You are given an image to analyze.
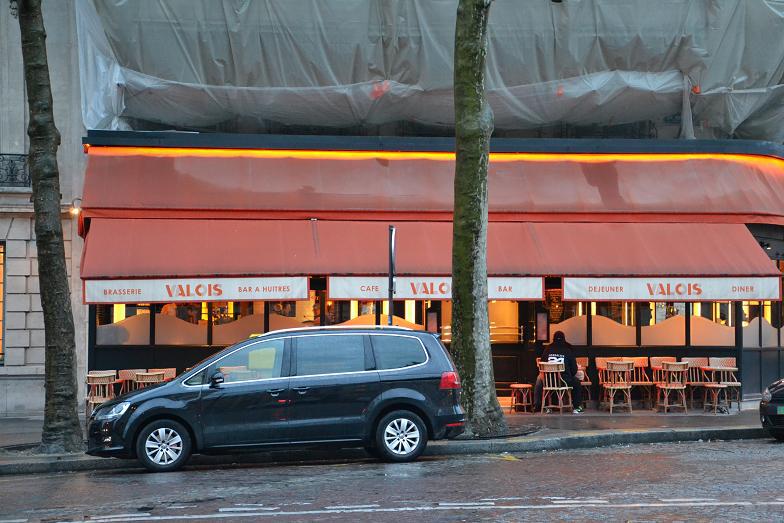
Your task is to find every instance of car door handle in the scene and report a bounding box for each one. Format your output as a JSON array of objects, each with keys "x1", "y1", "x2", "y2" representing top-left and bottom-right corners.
[
  {"x1": 293, "y1": 386, "x2": 310, "y2": 394},
  {"x1": 266, "y1": 388, "x2": 285, "y2": 397}
]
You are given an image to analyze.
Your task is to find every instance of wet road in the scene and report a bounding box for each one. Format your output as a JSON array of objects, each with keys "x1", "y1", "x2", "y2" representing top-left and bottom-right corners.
[{"x1": 1, "y1": 439, "x2": 782, "y2": 522}]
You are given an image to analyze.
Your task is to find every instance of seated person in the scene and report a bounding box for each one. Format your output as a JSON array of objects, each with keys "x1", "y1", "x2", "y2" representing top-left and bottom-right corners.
[{"x1": 533, "y1": 331, "x2": 583, "y2": 413}]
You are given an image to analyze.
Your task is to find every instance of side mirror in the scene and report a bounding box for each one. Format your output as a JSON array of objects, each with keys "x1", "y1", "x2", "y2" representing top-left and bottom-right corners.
[{"x1": 209, "y1": 372, "x2": 225, "y2": 388}]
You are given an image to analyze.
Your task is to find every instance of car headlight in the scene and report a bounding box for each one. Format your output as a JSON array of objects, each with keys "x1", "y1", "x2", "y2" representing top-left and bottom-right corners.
[
  {"x1": 762, "y1": 388, "x2": 772, "y2": 402},
  {"x1": 95, "y1": 401, "x2": 130, "y2": 420}
]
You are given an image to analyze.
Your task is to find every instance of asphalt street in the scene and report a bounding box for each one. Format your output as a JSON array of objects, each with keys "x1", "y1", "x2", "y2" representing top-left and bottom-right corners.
[{"x1": 1, "y1": 439, "x2": 782, "y2": 522}]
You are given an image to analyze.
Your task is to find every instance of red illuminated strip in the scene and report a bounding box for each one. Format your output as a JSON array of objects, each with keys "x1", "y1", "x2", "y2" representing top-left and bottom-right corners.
[{"x1": 84, "y1": 145, "x2": 784, "y2": 168}]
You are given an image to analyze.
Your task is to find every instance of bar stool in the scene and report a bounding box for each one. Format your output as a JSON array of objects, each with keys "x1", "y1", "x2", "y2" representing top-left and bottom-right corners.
[
  {"x1": 538, "y1": 361, "x2": 573, "y2": 414},
  {"x1": 655, "y1": 361, "x2": 688, "y2": 413},
  {"x1": 603, "y1": 360, "x2": 634, "y2": 414},
  {"x1": 509, "y1": 383, "x2": 533, "y2": 413},
  {"x1": 134, "y1": 371, "x2": 166, "y2": 389}
]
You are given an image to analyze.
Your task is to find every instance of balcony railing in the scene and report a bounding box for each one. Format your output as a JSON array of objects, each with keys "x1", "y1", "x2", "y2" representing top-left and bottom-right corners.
[{"x1": 0, "y1": 154, "x2": 31, "y2": 188}]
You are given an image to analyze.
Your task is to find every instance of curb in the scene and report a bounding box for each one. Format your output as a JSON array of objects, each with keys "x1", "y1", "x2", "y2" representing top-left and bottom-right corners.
[
  {"x1": 425, "y1": 426, "x2": 766, "y2": 455},
  {"x1": 0, "y1": 426, "x2": 766, "y2": 475}
]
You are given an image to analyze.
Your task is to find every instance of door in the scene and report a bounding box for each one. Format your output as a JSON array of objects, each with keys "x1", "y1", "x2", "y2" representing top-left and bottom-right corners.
[
  {"x1": 200, "y1": 337, "x2": 291, "y2": 448},
  {"x1": 288, "y1": 333, "x2": 380, "y2": 442}
]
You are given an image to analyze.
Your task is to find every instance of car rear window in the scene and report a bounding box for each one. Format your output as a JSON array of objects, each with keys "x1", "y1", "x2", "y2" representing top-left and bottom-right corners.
[
  {"x1": 296, "y1": 334, "x2": 365, "y2": 375},
  {"x1": 371, "y1": 335, "x2": 427, "y2": 370}
]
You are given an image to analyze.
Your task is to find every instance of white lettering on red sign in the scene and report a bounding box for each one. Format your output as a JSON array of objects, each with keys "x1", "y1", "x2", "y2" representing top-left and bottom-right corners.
[
  {"x1": 564, "y1": 277, "x2": 781, "y2": 301},
  {"x1": 85, "y1": 277, "x2": 309, "y2": 304}
]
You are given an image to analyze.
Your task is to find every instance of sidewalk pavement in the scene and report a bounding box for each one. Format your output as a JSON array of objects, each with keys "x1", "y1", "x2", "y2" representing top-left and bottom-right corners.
[{"x1": 0, "y1": 406, "x2": 765, "y2": 475}]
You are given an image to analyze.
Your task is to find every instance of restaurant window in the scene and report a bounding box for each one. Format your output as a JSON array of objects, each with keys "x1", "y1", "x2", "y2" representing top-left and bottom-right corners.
[
  {"x1": 438, "y1": 300, "x2": 500, "y2": 343},
  {"x1": 546, "y1": 289, "x2": 585, "y2": 344},
  {"x1": 325, "y1": 300, "x2": 352, "y2": 325},
  {"x1": 489, "y1": 301, "x2": 519, "y2": 343},
  {"x1": 691, "y1": 302, "x2": 734, "y2": 346},
  {"x1": 772, "y1": 301, "x2": 784, "y2": 330},
  {"x1": 95, "y1": 303, "x2": 151, "y2": 345},
  {"x1": 211, "y1": 301, "x2": 264, "y2": 346},
  {"x1": 591, "y1": 301, "x2": 635, "y2": 346},
  {"x1": 743, "y1": 301, "x2": 778, "y2": 348},
  {"x1": 378, "y1": 300, "x2": 425, "y2": 329},
  {"x1": 269, "y1": 295, "x2": 316, "y2": 331},
  {"x1": 339, "y1": 300, "x2": 378, "y2": 326},
  {"x1": 775, "y1": 301, "x2": 784, "y2": 348},
  {"x1": 155, "y1": 302, "x2": 207, "y2": 345},
  {"x1": 641, "y1": 302, "x2": 685, "y2": 346}
]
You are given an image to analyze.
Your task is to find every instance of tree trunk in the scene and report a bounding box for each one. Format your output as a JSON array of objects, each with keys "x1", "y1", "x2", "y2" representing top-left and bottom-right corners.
[
  {"x1": 451, "y1": 0, "x2": 506, "y2": 437},
  {"x1": 17, "y1": 0, "x2": 83, "y2": 452}
]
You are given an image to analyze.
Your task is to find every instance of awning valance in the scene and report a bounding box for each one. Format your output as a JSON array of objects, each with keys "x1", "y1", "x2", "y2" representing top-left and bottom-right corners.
[
  {"x1": 82, "y1": 147, "x2": 784, "y2": 224},
  {"x1": 81, "y1": 218, "x2": 781, "y2": 302}
]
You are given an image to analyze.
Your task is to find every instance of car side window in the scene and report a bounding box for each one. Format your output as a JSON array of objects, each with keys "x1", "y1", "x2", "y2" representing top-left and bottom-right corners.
[
  {"x1": 184, "y1": 370, "x2": 206, "y2": 386},
  {"x1": 296, "y1": 334, "x2": 365, "y2": 376},
  {"x1": 371, "y1": 335, "x2": 427, "y2": 370},
  {"x1": 214, "y1": 338, "x2": 286, "y2": 383}
]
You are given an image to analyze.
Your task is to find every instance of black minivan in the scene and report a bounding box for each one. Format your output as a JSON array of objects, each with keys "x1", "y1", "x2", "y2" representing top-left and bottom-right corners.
[{"x1": 87, "y1": 326, "x2": 465, "y2": 472}]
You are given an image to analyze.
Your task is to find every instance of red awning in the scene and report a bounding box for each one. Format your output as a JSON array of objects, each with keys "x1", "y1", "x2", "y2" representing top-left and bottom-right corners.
[
  {"x1": 81, "y1": 219, "x2": 780, "y2": 279},
  {"x1": 81, "y1": 148, "x2": 784, "y2": 225}
]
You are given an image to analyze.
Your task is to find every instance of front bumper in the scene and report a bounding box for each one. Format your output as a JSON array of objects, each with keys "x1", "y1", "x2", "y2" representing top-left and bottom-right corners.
[
  {"x1": 759, "y1": 401, "x2": 784, "y2": 434},
  {"x1": 86, "y1": 417, "x2": 133, "y2": 458}
]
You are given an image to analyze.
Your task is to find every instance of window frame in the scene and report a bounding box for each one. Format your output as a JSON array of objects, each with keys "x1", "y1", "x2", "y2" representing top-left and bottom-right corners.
[{"x1": 368, "y1": 333, "x2": 429, "y2": 372}]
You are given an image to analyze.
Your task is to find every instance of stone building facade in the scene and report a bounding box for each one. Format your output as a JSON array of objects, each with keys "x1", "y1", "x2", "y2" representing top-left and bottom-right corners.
[{"x1": 0, "y1": 0, "x2": 87, "y2": 415}]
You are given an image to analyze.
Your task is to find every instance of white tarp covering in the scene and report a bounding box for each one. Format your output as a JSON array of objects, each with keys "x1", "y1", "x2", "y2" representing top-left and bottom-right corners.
[{"x1": 76, "y1": 0, "x2": 784, "y2": 141}]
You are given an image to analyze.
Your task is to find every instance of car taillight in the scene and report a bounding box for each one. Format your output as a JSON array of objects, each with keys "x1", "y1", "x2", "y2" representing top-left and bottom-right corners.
[{"x1": 440, "y1": 371, "x2": 461, "y2": 390}]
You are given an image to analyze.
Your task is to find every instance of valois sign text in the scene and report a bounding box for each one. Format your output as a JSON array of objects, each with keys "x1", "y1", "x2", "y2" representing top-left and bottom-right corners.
[
  {"x1": 328, "y1": 276, "x2": 544, "y2": 300},
  {"x1": 84, "y1": 277, "x2": 309, "y2": 303},
  {"x1": 563, "y1": 277, "x2": 781, "y2": 301}
]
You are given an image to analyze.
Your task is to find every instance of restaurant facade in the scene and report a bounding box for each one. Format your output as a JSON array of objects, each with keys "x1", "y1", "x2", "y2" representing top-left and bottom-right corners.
[{"x1": 80, "y1": 132, "x2": 784, "y2": 399}]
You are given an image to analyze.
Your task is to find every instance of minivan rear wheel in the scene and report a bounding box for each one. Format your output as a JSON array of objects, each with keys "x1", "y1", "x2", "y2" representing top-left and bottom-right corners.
[
  {"x1": 375, "y1": 410, "x2": 428, "y2": 462},
  {"x1": 135, "y1": 419, "x2": 192, "y2": 472}
]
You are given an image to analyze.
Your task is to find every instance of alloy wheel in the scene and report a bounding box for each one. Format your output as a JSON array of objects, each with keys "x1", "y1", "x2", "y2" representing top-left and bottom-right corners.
[
  {"x1": 383, "y1": 417, "x2": 421, "y2": 456},
  {"x1": 145, "y1": 427, "x2": 183, "y2": 465}
]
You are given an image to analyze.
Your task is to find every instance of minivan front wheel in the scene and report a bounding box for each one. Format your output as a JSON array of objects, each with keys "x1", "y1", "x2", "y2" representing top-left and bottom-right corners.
[
  {"x1": 375, "y1": 410, "x2": 428, "y2": 462},
  {"x1": 135, "y1": 420, "x2": 192, "y2": 472}
]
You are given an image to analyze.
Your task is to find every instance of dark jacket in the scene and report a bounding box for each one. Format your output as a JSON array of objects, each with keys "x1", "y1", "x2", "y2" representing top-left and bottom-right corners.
[{"x1": 541, "y1": 335, "x2": 578, "y2": 378}]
